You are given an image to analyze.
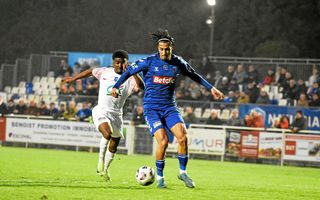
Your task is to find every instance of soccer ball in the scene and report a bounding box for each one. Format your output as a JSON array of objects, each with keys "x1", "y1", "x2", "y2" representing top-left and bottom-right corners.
[{"x1": 135, "y1": 166, "x2": 155, "y2": 186}]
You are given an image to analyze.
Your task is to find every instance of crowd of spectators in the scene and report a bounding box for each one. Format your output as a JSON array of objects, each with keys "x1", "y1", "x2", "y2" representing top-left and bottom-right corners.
[{"x1": 2, "y1": 59, "x2": 318, "y2": 133}]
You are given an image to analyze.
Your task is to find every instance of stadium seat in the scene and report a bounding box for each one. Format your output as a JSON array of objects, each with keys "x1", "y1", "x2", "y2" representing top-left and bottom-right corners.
[
  {"x1": 194, "y1": 107, "x2": 202, "y2": 118},
  {"x1": 32, "y1": 76, "x2": 40, "y2": 84},
  {"x1": 48, "y1": 77, "x2": 55, "y2": 83},
  {"x1": 18, "y1": 81, "x2": 26, "y2": 88},
  {"x1": 18, "y1": 87, "x2": 26, "y2": 94},
  {"x1": 4, "y1": 86, "x2": 11, "y2": 94},
  {"x1": 278, "y1": 99, "x2": 287, "y2": 106},
  {"x1": 201, "y1": 108, "x2": 211, "y2": 119},
  {"x1": 40, "y1": 77, "x2": 48, "y2": 84},
  {"x1": 11, "y1": 87, "x2": 19, "y2": 94},
  {"x1": 219, "y1": 109, "x2": 230, "y2": 120}
]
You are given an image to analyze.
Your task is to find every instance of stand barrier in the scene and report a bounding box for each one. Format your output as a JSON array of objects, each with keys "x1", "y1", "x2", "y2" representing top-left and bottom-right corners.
[{"x1": 1, "y1": 116, "x2": 319, "y2": 166}]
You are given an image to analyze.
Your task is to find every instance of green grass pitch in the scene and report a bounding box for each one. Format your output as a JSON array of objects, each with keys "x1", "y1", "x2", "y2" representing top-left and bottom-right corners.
[{"x1": 0, "y1": 146, "x2": 319, "y2": 200}]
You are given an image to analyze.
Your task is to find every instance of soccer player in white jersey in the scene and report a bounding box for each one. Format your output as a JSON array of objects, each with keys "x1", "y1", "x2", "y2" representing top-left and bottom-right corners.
[{"x1": 63, "y1": 50, "x2": 144, "y2": 181}]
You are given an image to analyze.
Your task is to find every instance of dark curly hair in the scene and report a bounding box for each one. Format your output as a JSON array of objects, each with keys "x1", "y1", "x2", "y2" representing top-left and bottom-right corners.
[
  {"x1": 112, "y1": 49, "x2": 129, "y2": 60},
  {"x1": 151, "y1": 28, "x2": 174, "y2": 45}
]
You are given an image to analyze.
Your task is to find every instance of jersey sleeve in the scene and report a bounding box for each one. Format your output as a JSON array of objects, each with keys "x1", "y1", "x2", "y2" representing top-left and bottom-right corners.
[
  {"x1": 114, "y1": 58, "x2": 149, "y2": 89},
  {"x1": 127, "y1": 58, "x2": 149, "y2": 75},
  {"x1": 179, "y1": 57, "x2": 214, "y2": 90},
  {"x1": 92, "y1": 67, "x2": 108, "y2": 80},
  {"x1": 127, "y1": 77, "x2": 138, "y2": 96}
]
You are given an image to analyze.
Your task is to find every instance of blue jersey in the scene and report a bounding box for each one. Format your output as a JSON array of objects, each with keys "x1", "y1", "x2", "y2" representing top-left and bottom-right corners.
[{"x1": 113, "y1": 53, "x2": 213, "y2": 106}]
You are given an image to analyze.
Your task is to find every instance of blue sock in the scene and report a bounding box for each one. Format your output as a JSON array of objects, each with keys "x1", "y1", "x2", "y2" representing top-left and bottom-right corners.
[
  {"x1": 178, "y1": 154, "x2": 188, "y2": 171},
  {"x1": 156, "y1": 160, "x2": 165, "y2": 177}
]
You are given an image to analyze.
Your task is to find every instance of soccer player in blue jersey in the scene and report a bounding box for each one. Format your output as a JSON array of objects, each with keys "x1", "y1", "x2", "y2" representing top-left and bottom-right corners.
[{"x1": 111, "y1": 29, "x2": 224, "y2": 188}]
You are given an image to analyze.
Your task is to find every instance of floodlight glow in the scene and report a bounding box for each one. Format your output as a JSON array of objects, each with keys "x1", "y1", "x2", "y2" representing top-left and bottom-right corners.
[
  {"x1": 206, "y1": 18, "x2": 213, "y2": 25},
  {"x1": 207, "y1": 0, "x2": 216, "y2": 6}
]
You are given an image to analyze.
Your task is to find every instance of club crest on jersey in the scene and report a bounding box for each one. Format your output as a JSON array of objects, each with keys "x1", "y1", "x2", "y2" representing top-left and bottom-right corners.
[
  {"x1": 153, "y1": 76, "x2": 175, "y2": 84},
  {"x1": 163, "y1": 65, "x2": 168, "y2": 70},
  {"x1": 114, "y1": 77, "x2": 119, "y2": 81},
  {"x1": 131, "y1": 63, "x2": 138, "y2": 69},
  {"x1": 172, "y1": 66, "x2": 177, "y2": 73}
]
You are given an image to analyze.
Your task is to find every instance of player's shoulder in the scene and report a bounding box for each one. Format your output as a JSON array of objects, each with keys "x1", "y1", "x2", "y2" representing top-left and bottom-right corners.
[{"x1": 172, "y1": 54, "x2": 188, "y2": 66}]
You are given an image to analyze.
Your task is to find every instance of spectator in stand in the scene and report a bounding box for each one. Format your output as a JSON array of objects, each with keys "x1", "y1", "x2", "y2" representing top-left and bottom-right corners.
[
  {"x1": 247, "y1": 65, "x2": 259, "y2": 84},
  {"x1": 307, "y1": 82, "x2": 320, "y2": 99},
  {"x1": 297, "y1": 93, "x2": 309, "y2": 107},
  {"x1": 63, "y1": 101, "x2": 77, "y2": 120},
  {"x1": 229, "y1": 78, "x2": 239, "y2": 92},
  {"x1": 199, "y1": 87, "x2": 212, "y2": 101},
  {"x1": 277, "y1": 66, "x2": 287, "y2": 88},
  {"x1": 131, "y1": 105, "x2": 146, "y2": 125},
  {"x1": 263, "y1": 68, "x2": 275, "y2": 85},
  {"x1": 308, "y1": 65, "x2": 319, "y2": 86},
  {"x1": 213, "y1": 70, "x2": 223, "y2": 89},
  {"x1": 297, "y1": 79, "x2": 308, "y2": 95},
  {"x1": 274, "y1": 66, "x2": 282, "y2": 84},
  {"x1": 48, "y1": 102, "x2": 59, "y2": 118},
  {"x1": 188, "y1": 82, "x2": 201, "y2": 100},
  {"x1": 218, "y1": 76, "x2": 230, "y2": 95},
  {"x1": 309, "y1": 93, "x2": 320, "y2": 107},
  {"x1": 75, "y1": 102, "x2": 92, "y2": 121},
  {"x1": 282, "y1": 71, "x2": 294, "y2": 92},
  {"x1": 38, "y1": 101, "x2": 50, "y2": 116},
  {"x1": 290, "y1": 110, "x2": 307, "y2": 133},
  {"x1": 206, "y1": 110, "x2": 224, "y2": 125},
  {"x1": 256, "y1": 90, "x2": 271, "y2": 105},
  {"x1": 233, "y1": 64, "x2": 248, "y2": 85},
  {"x1": 237, "y1": 91, "x2": 250, "y2": 105},
  {"x1": 226, "y1": 109, "x2": 244, "y2": 126},
  {"x1": 284, "y1": 79, "x2": 299, "y2": 106},
  {"x1": 225, "y1": 65, "x2": 235, "y2": 83},
  {"x1": 224, "y1": 91, "x2": 237, "y2": 103},
  {"x1": 245, "y1": 81, "x2": 259, "y2": 103},
  {"x1": 73, "y1": 62, "x2": 82, "y2": 75},
  {"x1": 0, "y1": 96, "x2": 7, "y2": 115},
  {"x1": 183, "y1": 106, "x2": 198, "y2": 124},
  {"x1": 176, "y1": 80, "x2": 186, "y2": 93},
  {"x1": 13, "y1": 98, "x2": 27, "y2": 114},
  {"x1": 25, "y1": 100, "x2": 39, "y2": 115},
  {"x1": 6, "y1": 99, "x2": 15, "y2": 114},
  {"x1": 85, "y1": 77, "x2": 99, "y2": 96},
  {"x1": 55, "y1": 103, "x2": 66, "y2": 119},
  {"x1": 273, "y1": 115, "x2": 290, "y2": 129},
  {"x1": 244, "y1": 110, "x2": 264, "y2": 128},
  {"x1": 56, "y1": 59, "x2": 73, "y2": 77},
  {"x1": 75, "y1": 79, "x2": 85, "y2": 95}
]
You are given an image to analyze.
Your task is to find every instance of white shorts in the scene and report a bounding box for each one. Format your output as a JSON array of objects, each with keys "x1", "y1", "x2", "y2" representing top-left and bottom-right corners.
[{"x1": 92, "y1": 106, "x2": 123, "y2": 138}]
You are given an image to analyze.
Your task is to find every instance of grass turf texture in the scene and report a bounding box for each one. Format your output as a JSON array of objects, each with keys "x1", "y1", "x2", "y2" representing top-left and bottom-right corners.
[{"x1": 0, "y1": 147, "x2": 319, "y2": 200}]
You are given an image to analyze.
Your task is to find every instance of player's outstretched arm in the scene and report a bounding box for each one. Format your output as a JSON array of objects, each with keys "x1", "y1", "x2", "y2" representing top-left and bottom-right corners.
[
  {"x1": 62, "y1": 69, "x2": 93, "y2": 84},
  {"x1": 133, "y1": 74, "x2": 145, "y2": 90},
  {"x1": 211, "y1": 87, "x2": 224, "y2": 100}
]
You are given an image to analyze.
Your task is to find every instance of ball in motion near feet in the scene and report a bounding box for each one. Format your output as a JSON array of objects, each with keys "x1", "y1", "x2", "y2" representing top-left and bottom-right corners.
[{"x1": 135, "y1": 166, "x2": 155, "y2": 186}]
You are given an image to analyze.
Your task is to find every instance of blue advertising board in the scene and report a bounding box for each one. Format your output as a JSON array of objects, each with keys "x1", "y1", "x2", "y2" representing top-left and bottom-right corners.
[
  {"x1": 239, "y1": 104, "x2": 320, "y2": 131},
  {"x1": 68, "y1": 52, "x2": 150, "y2": 67}
]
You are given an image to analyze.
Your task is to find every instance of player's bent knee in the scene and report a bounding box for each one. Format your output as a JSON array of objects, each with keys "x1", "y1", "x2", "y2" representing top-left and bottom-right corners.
[
  {"x1": 158, "y1": 139, "x2": 169, "y2": 149},
  {"x1": 177, "y1": 135, "x2": 188, "y2": 146}
]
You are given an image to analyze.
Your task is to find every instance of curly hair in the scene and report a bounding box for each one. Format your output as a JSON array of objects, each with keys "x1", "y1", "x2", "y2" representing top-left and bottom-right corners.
[{"x1": 151, "y1": 28, "x2": 174, "y2": 45}]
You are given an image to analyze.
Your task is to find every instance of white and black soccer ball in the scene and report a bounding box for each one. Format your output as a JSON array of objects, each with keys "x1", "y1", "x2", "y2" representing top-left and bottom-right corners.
[{"x1": 135, "y1": 166, "x2": 155, "y2": 186}]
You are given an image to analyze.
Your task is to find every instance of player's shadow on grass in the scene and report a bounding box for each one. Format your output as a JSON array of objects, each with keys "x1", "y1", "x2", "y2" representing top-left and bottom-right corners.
[{"x1": 0, "y1": 180, "x2": 145, "y2": 190}]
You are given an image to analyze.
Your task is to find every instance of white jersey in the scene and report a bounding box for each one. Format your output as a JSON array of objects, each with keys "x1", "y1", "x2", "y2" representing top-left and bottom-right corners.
[{"x1": 92, "y1": 67, "x2": 137, "y2": 116}]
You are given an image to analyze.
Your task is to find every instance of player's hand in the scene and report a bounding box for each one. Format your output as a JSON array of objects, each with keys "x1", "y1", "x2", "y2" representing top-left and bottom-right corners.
[
  {"x1": 122, "y1": 62, "x2": 129, "y2": 70},
  {"x1": 110, "y1": 88, "x2": 120, "y2": 98},
  {"x1": 62, "y1": 77, "x2": 74, "y2": 84},
  {"x1": 211, "y1": 87, "x2": 224, "y2": 100}
]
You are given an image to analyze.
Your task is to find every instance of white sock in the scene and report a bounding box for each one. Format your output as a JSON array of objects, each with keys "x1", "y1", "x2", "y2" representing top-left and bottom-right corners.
[
  {"x1": 104, "y1": 149, "x2": 115, "y2": 171},
  {"x1": 98, "y1": 137, "x2": 109, "y2": 162},
  {"x1": 179, "y1": 169, "x2": 187, "y2": 174},
  {"x1": 156, "y1": 175, "x2": 164, "y2": 181}
]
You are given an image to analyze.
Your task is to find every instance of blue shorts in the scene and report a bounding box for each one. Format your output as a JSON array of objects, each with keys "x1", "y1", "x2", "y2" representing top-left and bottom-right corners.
[{"x1": 143, "y1": 104, "x2": 184, "y2": 140}]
